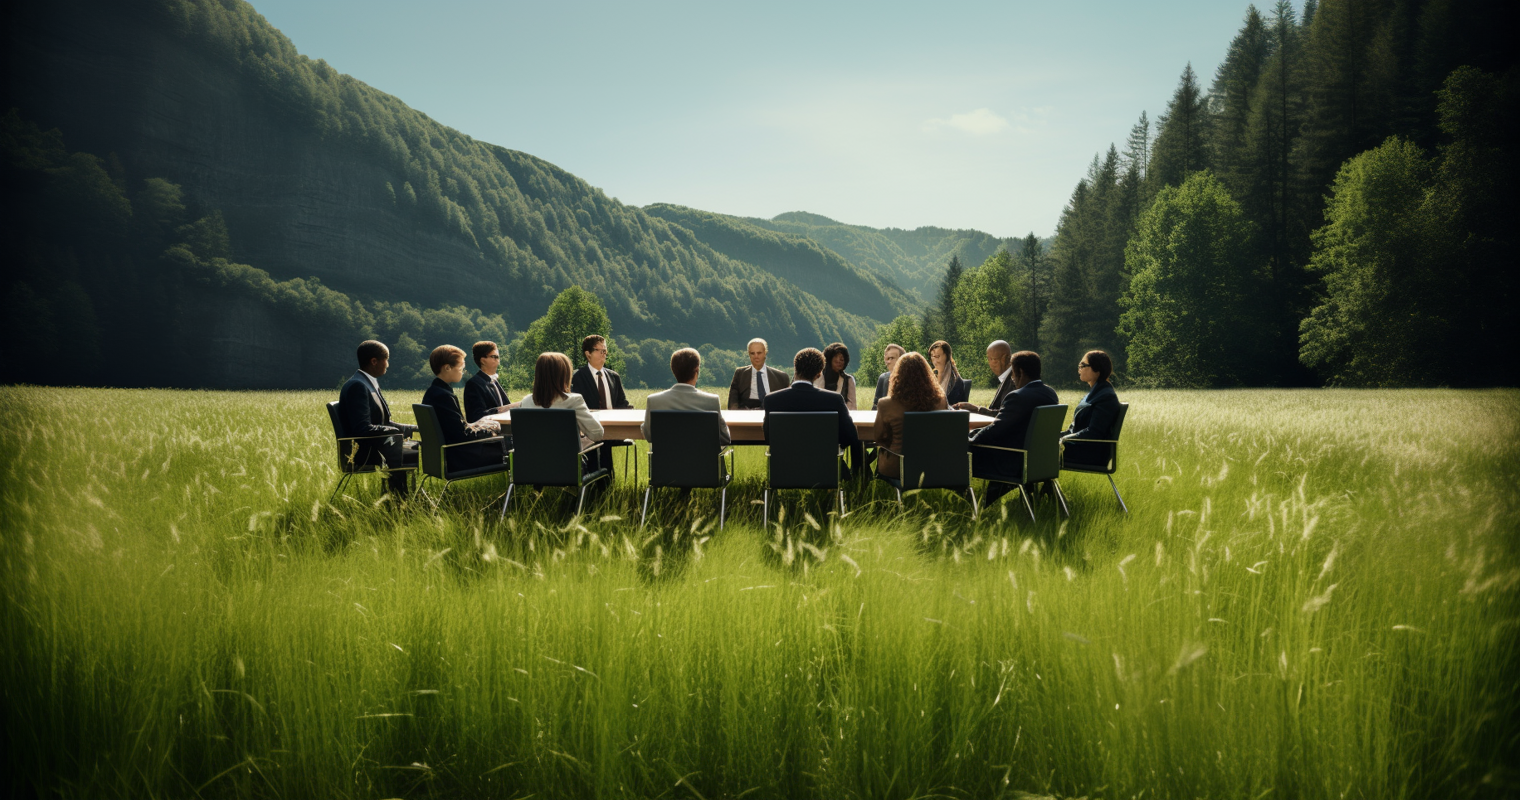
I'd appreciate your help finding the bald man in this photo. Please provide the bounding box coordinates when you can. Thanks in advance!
[953,340,1017,416]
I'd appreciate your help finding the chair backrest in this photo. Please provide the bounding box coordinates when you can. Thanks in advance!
[767,412,841,489]
[959,378,972,402]
[1103,403,1130,472]
[326,401,359,473]
[509,407,583,486]
[1022,404,1069,482]
[900,410,971,489]
[410,404,447,480]
[649,411,724,488]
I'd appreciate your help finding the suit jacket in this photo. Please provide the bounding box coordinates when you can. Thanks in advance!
[945,378,972,407]
[422,378,504,471]
[872,395,949,479]
[728,365,792,409]
[969,379,1060,478]
[642,383,731,446]
[1063,381,1120,466]
[519,391,604,441]
[338,370,416,466]
[463,370,511,423]
[571,365,632,410]
[762,381,860,447]
[871,372,890,410]
[811,371,857,410]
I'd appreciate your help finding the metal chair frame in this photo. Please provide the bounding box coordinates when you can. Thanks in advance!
[763,412,849,529]
[641,449,735,530]
[411,404,510,510]
[969,404,1070,522]
[1059,402,1130,513]
[873,410,979,519]
[326,401,416,502]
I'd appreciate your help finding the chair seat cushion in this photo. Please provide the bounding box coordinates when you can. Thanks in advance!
[444,462,510,481]
[974,469,1027,484]
[603,439,635,448]
[1062,462,1112,474]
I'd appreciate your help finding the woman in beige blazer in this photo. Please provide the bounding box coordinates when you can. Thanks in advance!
[518,352,604,446]
[872,351,948,479]
[813,341,858,409]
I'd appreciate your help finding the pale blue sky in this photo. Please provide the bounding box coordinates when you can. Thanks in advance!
[251,0,1256,238]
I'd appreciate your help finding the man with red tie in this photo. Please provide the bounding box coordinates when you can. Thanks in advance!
[570,334,633,480]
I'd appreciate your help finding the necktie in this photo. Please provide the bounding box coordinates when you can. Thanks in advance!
[596,370,609,409]
[755,368,767,400]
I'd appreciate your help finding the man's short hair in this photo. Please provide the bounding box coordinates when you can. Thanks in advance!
[429,344,466,376]
[747,337,768,352]
[357,340,389,368]
[581,334,606,356]
[1011,350,1042,381]
[884,343,905,357]
[472,341,498,367]
[793,347,825,381]
[670,348,702,384]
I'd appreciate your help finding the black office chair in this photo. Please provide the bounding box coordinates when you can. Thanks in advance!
[325,401,416,502]
[971,404,1069,521]
[1060,402,1130,513]
[875,410,978,518]
[411,404,510,507]
[502,407,609,518]
[764,412,848,529]
[640,411,734,530]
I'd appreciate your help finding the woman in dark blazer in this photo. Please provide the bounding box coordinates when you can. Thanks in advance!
[1061,349,1121,466]
[422,345,508,472]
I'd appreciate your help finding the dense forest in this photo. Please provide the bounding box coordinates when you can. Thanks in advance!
[3,0,1514,391]
[1,0,936,388]
[908,0,1516,388]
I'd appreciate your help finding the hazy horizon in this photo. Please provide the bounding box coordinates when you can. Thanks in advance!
[249,0,1253,239]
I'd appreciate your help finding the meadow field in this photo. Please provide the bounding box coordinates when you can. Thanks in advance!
[1,385,1516,799]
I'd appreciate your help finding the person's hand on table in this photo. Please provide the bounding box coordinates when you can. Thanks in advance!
[953,402,976,412]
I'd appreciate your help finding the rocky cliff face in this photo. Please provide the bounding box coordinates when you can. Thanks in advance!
[5,0,506,313]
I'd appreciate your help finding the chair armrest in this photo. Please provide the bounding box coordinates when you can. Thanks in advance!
[971,444,1028,454]
[578,441,605,456]
[441,436,504,449]
[335,433,395,443]
[879,446,904,458]
[718,447,734,458]
[1060,437,1118,444]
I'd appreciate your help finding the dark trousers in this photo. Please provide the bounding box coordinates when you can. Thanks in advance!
[363,438,419,494]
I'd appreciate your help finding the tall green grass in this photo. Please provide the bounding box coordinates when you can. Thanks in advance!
[1,386,1516,799]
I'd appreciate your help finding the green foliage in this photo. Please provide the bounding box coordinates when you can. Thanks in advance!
[857,315,926,387]
[509,286,625,388]
[1119,171,1270,387]
[952,250,1030,387]
[1150,64,1212,190]
[922,254,963,346]
[4,385,1517,798]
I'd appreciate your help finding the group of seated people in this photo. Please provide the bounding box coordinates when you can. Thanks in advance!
[334,332,1121,504]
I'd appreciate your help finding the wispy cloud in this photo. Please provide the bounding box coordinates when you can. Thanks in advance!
[922,108,1009,136]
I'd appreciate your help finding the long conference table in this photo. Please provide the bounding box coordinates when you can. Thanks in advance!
[485,408,996,443]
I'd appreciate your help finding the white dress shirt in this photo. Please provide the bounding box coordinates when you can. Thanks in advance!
[748,366,773,401]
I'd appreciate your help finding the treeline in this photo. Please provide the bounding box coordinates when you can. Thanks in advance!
[0,110,508,389]
[954,0,1516,388]
[127,0,883,357]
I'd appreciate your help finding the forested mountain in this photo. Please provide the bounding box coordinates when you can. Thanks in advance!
[745,212,1039,304]
[641,204,915,323]
[1020,0,1517,387]
[0,0,894,388]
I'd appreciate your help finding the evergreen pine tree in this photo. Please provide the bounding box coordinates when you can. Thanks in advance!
[1150,64,1213,190]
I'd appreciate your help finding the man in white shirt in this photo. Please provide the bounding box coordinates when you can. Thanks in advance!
[570,334,633,480]
[954,340,1016,416]
[727,337,791,410]
[643,348,731,446]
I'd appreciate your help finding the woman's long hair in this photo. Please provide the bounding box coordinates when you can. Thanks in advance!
[531,352,573,409]
[929,340,960,393]
[889,352,945,412]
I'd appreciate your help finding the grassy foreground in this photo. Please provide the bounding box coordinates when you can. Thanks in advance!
[1,385,1516,799]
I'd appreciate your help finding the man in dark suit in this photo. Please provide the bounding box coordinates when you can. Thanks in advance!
[570,334,632,479]
[728,337,792,410]
[870,343,905,410]
[464,341,512,420]
[337,339,419,495]
[969,350,1059,502]
[954,340,1016,416]
[763,347,861,477]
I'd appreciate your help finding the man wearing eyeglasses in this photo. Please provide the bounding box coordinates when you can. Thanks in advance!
[571,334,634,480]
[464,340,512,423]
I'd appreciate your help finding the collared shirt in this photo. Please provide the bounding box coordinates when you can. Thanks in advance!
[590,366,613,408]
[997,365,1013,386]
[749,366,772,400]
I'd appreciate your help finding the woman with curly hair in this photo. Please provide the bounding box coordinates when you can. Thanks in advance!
[872,351,948,479]
[812,341,858,409]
